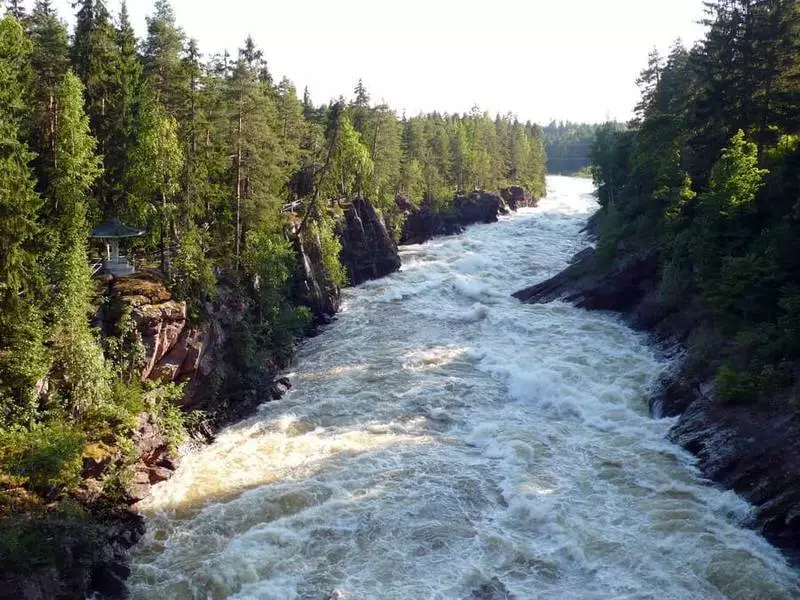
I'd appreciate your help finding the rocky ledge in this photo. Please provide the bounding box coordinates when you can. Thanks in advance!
[336,196,401,286]
[400,186,537,246]
[513,219,800,560]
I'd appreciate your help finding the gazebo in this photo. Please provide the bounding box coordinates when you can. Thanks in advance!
[90,218,145,277]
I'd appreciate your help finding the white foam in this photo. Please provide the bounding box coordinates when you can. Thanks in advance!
[129,176,800,600]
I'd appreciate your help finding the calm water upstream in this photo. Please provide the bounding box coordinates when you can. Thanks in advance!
[128,176,800,599]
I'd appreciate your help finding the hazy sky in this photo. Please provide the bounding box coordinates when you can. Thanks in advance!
[46,0,708,124]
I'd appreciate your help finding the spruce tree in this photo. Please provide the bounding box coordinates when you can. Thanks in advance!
[47,71,109,416]
[71,0,121,214]
[4,0,25,20]
[105,0,143,218]
[143,0,184,114]
[28,0,70,192]
[0,15,47,426]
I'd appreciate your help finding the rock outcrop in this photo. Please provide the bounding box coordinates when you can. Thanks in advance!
[513,214,800,561]
[400,190,510,246]
[106,275,201,385]
[501,186,538,210]
[293,224,341,324]
[336,196,401,285]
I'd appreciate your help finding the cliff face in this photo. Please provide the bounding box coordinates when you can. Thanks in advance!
[107,275,203,387]
[292,224,341,323]
[513,222,800,560]
[336,196,401,286]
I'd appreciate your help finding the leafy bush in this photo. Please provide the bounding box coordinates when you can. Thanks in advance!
[143,382,188,452]
[0,423,85,498]
[104,304,147,384]
[171,225,218,319]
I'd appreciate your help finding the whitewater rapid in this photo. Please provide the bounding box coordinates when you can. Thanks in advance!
[129,177,799,599]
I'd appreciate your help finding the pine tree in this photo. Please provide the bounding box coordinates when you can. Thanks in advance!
[128,92,183,272]
[4,0,25,20]
[228,37,282,264]
[142,0,185,120]
[0,15,47,425]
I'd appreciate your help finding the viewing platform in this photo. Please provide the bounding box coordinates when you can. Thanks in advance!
[91,218,145,278]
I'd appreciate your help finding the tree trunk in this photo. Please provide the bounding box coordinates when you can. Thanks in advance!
[235,102,243,269]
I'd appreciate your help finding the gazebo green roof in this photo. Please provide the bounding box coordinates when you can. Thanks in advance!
[91,218,144,239]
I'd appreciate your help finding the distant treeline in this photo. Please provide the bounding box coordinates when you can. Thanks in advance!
[543,121,611,175]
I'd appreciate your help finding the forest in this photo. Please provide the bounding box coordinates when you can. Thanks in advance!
[0,0,546,573]
[589,0,800,405]
[542,120,604,175]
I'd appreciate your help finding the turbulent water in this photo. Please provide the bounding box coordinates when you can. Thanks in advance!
[129,177,799,600]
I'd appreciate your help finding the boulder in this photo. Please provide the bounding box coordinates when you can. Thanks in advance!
[452,191,505,225]
[91,562,130,599]
[124,413,179,504]
[513,246,661,314]
[501,186,537,210]
[269,376,292,400]
[471,577,517,599]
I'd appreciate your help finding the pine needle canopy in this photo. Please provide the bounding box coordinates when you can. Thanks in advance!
[90,218,144,239]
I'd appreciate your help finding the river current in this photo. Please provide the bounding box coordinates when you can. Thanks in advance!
[129,176,800,599]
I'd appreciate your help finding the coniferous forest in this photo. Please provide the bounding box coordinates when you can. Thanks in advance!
[588,0,800,404]
[542,121,604,175]
[0,0,547,581]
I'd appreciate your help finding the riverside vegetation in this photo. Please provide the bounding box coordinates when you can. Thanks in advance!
[0,0,546,593]
[516,0,800,556]
[588,0,800,410]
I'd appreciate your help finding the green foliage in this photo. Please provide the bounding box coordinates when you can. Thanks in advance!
[714,365,759,405]
[589,1,800,407]
[0,15,48,426]
[47,71,110,418]
[0,423,85,497]
[171,224,217,317]
[312,214,347,289]
[128,93,183,258]
[243,224,313,359]
[144,382,187,452]
[104,304,147,383]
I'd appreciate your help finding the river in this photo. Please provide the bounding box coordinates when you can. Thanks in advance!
[128,176,799,599]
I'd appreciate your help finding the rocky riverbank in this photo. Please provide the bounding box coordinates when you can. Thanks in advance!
[2,188,542,599]
[513,215,800,561]
[399,187,538,245]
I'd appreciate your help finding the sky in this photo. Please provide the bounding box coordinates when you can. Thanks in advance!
[45,0,708,124]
